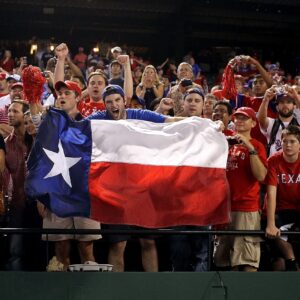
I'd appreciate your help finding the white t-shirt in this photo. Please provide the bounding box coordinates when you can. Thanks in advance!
[260,109,300,156]
[0,94,11,108]
[43,94,55,107]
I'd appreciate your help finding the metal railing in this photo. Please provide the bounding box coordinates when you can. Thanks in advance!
[1,227,300,271]
[1,228,300,235]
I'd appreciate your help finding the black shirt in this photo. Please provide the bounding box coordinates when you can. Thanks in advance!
[0,135,5,153]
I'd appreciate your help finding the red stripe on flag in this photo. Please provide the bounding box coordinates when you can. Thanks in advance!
[89,162,230,228]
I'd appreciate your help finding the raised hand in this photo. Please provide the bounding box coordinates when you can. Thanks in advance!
[55,43,69,61]
[117,54,129,66]
[263,86,277,102]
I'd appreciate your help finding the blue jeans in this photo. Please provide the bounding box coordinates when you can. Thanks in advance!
[169,226,209,272]
[5,206,27,271]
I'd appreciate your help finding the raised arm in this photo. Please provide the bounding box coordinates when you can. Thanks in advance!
[257,86,276,131]
[54,43,69,84]
[117,55,133,105]
[247,56,273,87]
[157,57,169,70]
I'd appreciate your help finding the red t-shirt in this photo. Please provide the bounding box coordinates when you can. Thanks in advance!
[78,96,105,117]
[265,151,300,211]
[0,58,15,73]
[227,138,267,212]
[251,122,267,147]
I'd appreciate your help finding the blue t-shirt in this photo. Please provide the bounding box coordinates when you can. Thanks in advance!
[86,109,166,123]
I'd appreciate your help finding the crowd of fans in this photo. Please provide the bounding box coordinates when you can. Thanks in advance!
[0,42,300,273]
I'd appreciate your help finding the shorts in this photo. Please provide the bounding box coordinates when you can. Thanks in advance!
[276,210,300,228]
[276,210,300,242]
[214,211,262,268]
[102,224,157,244]
[101,224,132,244]
[42,209,101,242]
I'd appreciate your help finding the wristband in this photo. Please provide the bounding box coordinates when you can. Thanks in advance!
[249,149,258,155]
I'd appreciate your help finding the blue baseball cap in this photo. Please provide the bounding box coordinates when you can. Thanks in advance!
[102,84,125,100]
[183,87,205,100]
[275,93,295,104]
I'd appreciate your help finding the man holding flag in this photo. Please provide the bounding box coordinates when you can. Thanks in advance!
[29,79,101,271]
[86,85,204,272]
[26,80,230,272]
[86,85,228,271]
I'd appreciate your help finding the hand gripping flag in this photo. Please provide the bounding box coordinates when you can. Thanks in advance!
[26,108,230,228]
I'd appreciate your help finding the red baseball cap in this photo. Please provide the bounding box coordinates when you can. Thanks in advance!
[55,80,82,97]
[233,107,256,121]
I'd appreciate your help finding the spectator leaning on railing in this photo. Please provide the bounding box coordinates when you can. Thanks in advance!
[265,125,300,271]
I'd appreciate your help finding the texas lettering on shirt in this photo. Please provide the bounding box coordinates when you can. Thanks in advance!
[278,173,300,184]
[265,151,300,211]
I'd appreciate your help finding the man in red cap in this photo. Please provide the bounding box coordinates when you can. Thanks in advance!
[214,106,267,272]
[30,79,101,270]
[54,80,82,119]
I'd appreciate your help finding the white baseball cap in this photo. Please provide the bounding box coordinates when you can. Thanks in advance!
[111,46,122,54]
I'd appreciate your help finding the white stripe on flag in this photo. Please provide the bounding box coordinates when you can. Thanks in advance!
[90,117,228,168]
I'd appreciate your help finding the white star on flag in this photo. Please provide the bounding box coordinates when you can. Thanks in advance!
[43,139,81,188]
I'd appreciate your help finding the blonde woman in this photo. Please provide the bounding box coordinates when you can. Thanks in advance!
[136,65,164,109]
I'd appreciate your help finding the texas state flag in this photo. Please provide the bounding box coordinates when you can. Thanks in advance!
[26,108,230,228]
